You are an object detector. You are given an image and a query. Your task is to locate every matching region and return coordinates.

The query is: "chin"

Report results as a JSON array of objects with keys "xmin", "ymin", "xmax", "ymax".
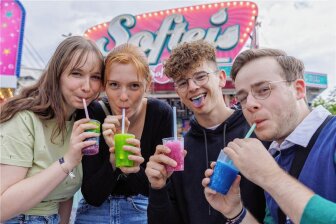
[{"xmin": 254, "ymin": 130, "xmax": 274, "ymax": 142}]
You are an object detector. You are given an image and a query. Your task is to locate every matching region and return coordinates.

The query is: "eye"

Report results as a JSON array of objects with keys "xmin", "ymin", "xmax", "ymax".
[
  {"xmin": 91, "ymin": 74, "xmax": 102, "ymax": 80},
  {"xmin": 194, "ymin": 73, "xmax": 207, "ymax": 81},
  {"xmin": 176, "ymin": 80, "xmax": 187, "ymax": 88},
  {"xmin": 129, "ymin": 83, "xmax": 141, "ymax": 90},
  {"xmin": 71, "ymin": 72, "xmax": 82, "ymax": 77},
  {"xmin": 255, "ymin": 85, "xmax": 270, "ymax": 96},
  {"xmin": 107, "ymin": 82, "xmax": 119, "ymax": 89},
  {"xmin": 236, "ymin": 93, "xmax": 248, "ymax": 104}
]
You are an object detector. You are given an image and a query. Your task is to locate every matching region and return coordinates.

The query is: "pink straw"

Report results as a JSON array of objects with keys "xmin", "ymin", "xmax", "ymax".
[{"xmin": 82, "ymin": 98, "xmax": 90, "ymax": 119}]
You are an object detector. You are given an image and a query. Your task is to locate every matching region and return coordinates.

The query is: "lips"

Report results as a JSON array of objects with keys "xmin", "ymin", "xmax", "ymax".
[
  {"xmin": 253, "ymin": 119, "xmax": 267, "ymax": 128},
  {"xmin": 190, "ymin": 93, "xmax": 207, "ymax": 107}
]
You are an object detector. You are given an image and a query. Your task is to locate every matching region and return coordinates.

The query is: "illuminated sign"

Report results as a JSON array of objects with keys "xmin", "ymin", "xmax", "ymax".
[
  {"xmin": 85, "ymin": 2, "xmax": 257, "ymax": 62},
  {"xmin": 304, "ymin": 72, "xmax": 328, "ymax": 88},
  {"xmin": 0, "ymin": 0, "xmax": 25, "ymax": 88}
]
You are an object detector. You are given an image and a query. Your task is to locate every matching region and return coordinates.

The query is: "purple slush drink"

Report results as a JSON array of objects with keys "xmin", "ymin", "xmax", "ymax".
[
  {"xmin": 82, "ymin": 120, "xmax": 100, "ymax": 155},
  {"xmin": 209, "ymin": 161, "xmax": 239, "ymax": 195},
  {"xmin": 163, "ymin": 137, "xmax": 184, "ymax": 172}
]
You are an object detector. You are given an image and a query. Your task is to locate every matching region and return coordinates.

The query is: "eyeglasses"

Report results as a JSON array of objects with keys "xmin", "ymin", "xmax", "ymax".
[
  {"xmin": 174, "ymin": 70, "xmax": 218, "ymax": 92},
  {"xmin": 235, "ymin": 80, "xmax": 295, "ymax": 109}
]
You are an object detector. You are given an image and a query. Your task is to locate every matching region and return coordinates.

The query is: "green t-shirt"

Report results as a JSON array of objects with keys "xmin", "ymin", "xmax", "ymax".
[
  {"xmin": 0, "ymin": 111, "xmax": 82, "ymax": 216},
  {"xmin": 300, "ymin": 195, "xmax": 336, "ymax": 224}
]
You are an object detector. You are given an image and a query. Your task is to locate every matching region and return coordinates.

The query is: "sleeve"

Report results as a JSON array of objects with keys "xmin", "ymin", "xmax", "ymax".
[
  {"xmin": 300, "ymin": 195, "xmax": 336, "ymax": 224},
  {"xmin": 263, "ymin": 205, "xmax": 276, "ymax": 224},
  {"xmin": 79, "ymin": 101, "xmax": 122, "ymax": 206},
  {"xmin": 148, "ymin": 182, "xmax": 184, "ymax": 224},
  {"xmin": 81, "ymin": 151, "xmax": 122, "ymax": 206},
  {"xmin": 115, "ymin": 101, "xmax": 173, "ymax": 196},
  {"xmin": 0, "ymin": 111, "xmax": 35, "ymax": 167}
]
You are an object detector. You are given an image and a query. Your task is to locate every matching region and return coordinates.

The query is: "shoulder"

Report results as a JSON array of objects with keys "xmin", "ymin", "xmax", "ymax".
[
  {"xmin": 147, "ymin": 98, "xmax": 173, "ymax": 115},
  {"xmin": 1, "ymin": 110, "xmax": 40, "ymax": 130},
  {"xmin": 317, "ymin": 116, "xmax": 336, "ymax": 141},
  {"xmin": 76, "ymin": 100, "xmax": 107, "ymax": 122}
]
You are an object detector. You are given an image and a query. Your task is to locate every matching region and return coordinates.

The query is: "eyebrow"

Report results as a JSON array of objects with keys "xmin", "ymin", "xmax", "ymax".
[
  {"xmin": 235, "ymin": 80, "xmax": 270, "ymax": 95},
  {"xmin": 251, "ymin": 81, "xmax": 270, "ymax": 88}
]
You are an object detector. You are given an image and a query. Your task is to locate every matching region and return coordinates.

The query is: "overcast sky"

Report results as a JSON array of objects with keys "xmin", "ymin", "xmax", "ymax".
[{"xmin": 20, "ymin": 0, "xmax": 336, "ymax": 97}]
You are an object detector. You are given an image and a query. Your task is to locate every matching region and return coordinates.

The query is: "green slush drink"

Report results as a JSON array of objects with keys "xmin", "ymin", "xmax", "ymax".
[{"xmin": 114, "ymin": 133, "xmax": 135, "ymax": 167}]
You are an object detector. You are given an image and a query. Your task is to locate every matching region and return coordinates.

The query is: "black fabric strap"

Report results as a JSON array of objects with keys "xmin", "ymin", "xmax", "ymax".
[{"xmin": 278, "ymin": 115, "xmax": 333, "ymax": 223}]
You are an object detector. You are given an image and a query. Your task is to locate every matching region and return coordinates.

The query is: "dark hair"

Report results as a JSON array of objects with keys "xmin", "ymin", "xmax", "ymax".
[
  {"xmin": 0, "ymin": 36, "xmax": 104, "ymax": 142},
  {"xmin": 164, "ymin": 40, "xmax": 217, "ymax": 80},
  {"xmin": 231, "ymin": 48, "xmax": 304, "ymax": 81}
]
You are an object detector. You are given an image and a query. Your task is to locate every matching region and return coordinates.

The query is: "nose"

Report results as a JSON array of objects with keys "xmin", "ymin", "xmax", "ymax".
[
  {"xmin": 119, "ymin": 87, "xmax": 128, "ymax": 102},
  {"xmin": 245, "ymin": 93, "xmax": 261, "ymax": 112},
  {"xmin": 81, "ymin": 77, "xmax": 91, "ymax": 93}
]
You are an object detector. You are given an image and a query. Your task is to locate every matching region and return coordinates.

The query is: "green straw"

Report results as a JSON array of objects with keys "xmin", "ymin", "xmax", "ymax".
[{"xmin": 244, "ymin": 123, "xmax": 256, "ymax": 138}]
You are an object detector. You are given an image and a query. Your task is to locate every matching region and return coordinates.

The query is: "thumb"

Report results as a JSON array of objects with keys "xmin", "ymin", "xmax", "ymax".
[{"xmin": 109, "ymin": 147, "xmax": 115, "ymax": 153}]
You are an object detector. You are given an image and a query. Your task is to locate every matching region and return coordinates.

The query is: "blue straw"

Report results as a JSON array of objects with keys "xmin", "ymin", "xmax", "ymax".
[{"xmin": 244, "ymin": 123, "xmax": 256, "ymax": 139}]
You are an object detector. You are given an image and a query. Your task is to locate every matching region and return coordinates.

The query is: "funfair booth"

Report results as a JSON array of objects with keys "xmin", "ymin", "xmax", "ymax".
[
  {"xmin": 84, "ymin": 1, "xmax": 258, "ymax": 134},
  {"xmin": 84, "ymin": 1, "xmax": 327, "ymax": 135},
  {"xmin": 0, "ymin": 0, "xmax": 25, "ymax": 104}
]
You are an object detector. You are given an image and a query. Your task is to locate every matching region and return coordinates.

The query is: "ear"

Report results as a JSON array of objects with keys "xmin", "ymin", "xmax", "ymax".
[
  {"xmin": 218, "ymin": 70, "xmax": 227, "ymax": 88},
  {"xmin": 145, "ymin": 75, "xmax": 153, "ymax": 92},
  {"xmin": 294, "ymin": 79, "xmax": 306, "ymax": 100}
]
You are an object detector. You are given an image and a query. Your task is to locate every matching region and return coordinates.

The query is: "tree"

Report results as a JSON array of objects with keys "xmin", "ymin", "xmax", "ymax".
[{"xmin": 312, "ymin": 87, "xmax": 336, "ymax": 115}]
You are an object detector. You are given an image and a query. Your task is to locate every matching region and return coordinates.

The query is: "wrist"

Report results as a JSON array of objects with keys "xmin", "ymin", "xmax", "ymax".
[
  {"xmin": 224, "ymin": 203, "xmax": 243, "ymax": 219},
  {"xmin": 225, "ymin": 207, "xmax": 247, "ymax": 224},
  {"xmin": 63, "ymin": 154, "xmax": 79, "ymax": 171},
  {"xmin": 59, "ymin": 157, "xmax": 76, "ymax": 179}
]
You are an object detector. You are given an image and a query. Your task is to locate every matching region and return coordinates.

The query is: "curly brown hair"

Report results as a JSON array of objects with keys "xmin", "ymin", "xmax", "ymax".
[
  {"xmin": 164, "ymin": 40, "xmax": 217, "ymax": 81},
  {"xmin": 231, "ymin": 48, "xmax": 304, "ymax": 81}
]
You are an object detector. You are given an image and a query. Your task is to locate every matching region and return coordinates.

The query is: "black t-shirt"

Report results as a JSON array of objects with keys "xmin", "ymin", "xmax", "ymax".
[{"xmin": 76, "ymin": 97, "xmax": 173, "ymax": 206}]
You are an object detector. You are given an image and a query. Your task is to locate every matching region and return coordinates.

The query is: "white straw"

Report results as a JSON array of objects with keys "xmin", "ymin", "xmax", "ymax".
[
  {"xmin": 121, "ymin": 108, "xmax": 125, "ymax": 134},
  {"xmin": 82, "ymin": 98, "xmax": 90, "ymax": 119},
  {"xmin": 173, "ymin": 106, "xmax": 177, "ymax": 140}
]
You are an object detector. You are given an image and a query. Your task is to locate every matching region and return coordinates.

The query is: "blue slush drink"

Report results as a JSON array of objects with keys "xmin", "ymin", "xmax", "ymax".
[
  {"xmin": 209, "ymin": 150, "xmax": 239, "ymax": 194},
  {"xmin": 209, "ymin": 160, "xmax": 239, "ymax": 194}
]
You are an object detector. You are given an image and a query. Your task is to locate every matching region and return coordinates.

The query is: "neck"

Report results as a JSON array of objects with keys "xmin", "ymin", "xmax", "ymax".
[
  {"xmin": 275, "ymin": 104, "xmax": 311, "ymax": 145},
  {"xmin": 195, "ymin": 103, "xmax": 234, "ymax": 128},
  {"xmin": 65, "ymin": 108, "xmax": 76, "ymax": 121}
]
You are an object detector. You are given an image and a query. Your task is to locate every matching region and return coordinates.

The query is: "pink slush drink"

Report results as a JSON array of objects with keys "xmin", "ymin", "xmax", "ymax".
[
  {"xmin": 83, "ymin": 120, "xmax": 100, "ymax": 155},
  {"xmin": 163, "ymin": 137, "xmax": 184, "ymax": 172}
]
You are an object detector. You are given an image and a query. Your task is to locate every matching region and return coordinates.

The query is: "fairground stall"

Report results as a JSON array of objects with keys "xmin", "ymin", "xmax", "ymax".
[
  {"xmin": 84, "ymin": 1, "xmax": 328, "ymax": 135},
  {"xmin": 0, "ymin": 0, "xmax": 25, "ymax": 104}
]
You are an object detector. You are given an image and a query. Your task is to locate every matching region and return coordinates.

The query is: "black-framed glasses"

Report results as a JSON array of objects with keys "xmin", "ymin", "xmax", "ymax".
[
  {"xmin": 235, "ymin": 80, "xmax": 295, "ymax": 109},
  {"xmin": 174, "ymin": 70, "xmax": 218, "ymax": 92}
]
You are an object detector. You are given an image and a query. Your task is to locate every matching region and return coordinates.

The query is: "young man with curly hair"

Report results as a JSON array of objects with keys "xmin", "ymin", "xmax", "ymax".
[{"xmin": 145, "ymin": 40, "xmax": 268, "ymax": 224}]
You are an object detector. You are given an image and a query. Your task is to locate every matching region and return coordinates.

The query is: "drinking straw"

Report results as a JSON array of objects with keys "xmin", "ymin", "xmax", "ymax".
[
  {"xmin": 121, "ymin": 108, "xmax": 125, "ymax": 134},
  {"xmin": 82, "ymin": 98, "xmax": 90, "ymax": 119},
  {"xmin": 222, "ymin": 123, "xmax": 256, "ymax": 165},
  {"xmin": 244, "ymin": 123, "xmax": 256, "ymax": 139},
  {"xmin": 173, "ymin": 106, "xmax": 177, "ymax": 140}
]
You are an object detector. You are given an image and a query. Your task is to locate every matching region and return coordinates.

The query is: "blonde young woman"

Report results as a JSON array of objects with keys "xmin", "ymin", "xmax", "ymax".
[
  {"xmin": 74, "ymin": 43, "xmax": 173, "ymax": 224},
  {"xmin": 0, "ymin": 36, "xmax": 104, "ymax": 224}
]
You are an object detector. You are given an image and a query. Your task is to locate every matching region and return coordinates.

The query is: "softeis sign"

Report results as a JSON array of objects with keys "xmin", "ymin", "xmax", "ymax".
[{"xmin": 85, "ymin": 1, "xmax": 258, "ymax": 84}]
